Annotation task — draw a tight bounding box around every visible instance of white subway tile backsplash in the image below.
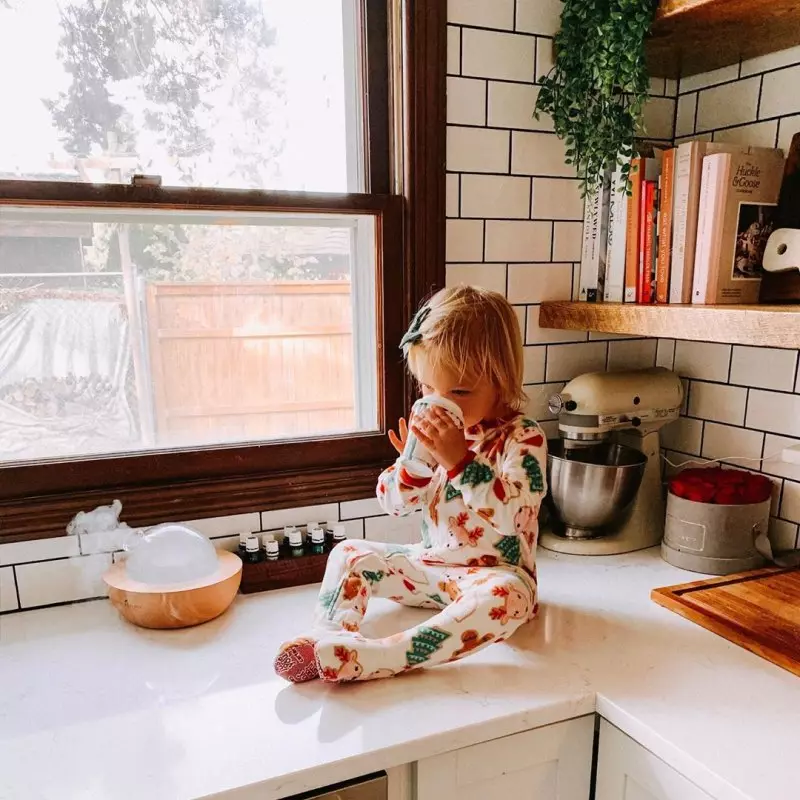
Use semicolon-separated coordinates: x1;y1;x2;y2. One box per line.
606;339;657;371
701;422;764;467
656;339;676;370
687;381;747;426
761;435;800;483
461;174;530;218
447;77;487;126
523;346;546;383
16;554;111;609
446;173;459;217
461;28;535;82
526;306;588;344
713;120;779;148
649;78;666;96
508;262;572;303
0;567;18;612
739;44;800;77
760;64;800;120
447;126;510;173
665;79;678;97
675;93;698;139
673;340;731;382
260;503;339;532
729;346;798;392
778;115;800;154
484;220;551;262
447;25;461;75
536;38;555;82
448;0;515;30
515;0;562;36
746;390;800;438
340;498;383;520
342;519;366;540
365;512;422;546
781;481;800;524
512;131;575;177
487;82;553;131
446;263;507;294
680;64;740;93
0;535;80;567
545;341;608;382
696;77;760;132
768;517;799;551
661;417;703;456
531;178;583;220
552;221;582;261
524;382;565;421
446;219;484;261
641;97;676;141
185;512;261;540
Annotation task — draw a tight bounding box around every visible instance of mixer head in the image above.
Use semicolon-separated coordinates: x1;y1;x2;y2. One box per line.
548;367;683;441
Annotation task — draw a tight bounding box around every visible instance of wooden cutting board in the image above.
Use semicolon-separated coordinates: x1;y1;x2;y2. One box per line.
652;567;800;677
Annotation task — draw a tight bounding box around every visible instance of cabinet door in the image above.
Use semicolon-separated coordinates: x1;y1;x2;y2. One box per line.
416;715;593;800
595;721;714;800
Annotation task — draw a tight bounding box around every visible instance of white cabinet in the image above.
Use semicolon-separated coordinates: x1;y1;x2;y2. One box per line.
595;721;713;800
416;715;594;800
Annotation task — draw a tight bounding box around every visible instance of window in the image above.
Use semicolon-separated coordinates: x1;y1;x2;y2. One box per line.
0;0;446;542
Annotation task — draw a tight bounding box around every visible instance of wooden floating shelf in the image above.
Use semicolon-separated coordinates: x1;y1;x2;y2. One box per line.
538;302;800;349
647;0;800;78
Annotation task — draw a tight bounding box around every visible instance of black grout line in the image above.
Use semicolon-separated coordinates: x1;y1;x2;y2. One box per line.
532;36;538;84
744;387;751;427
12;564;21;609
683;376;800;399
756;74;765;121
483;79;489;126
692;91;700;135
793;352;800;392
549;220;555;261
458;24;463;77
454;21;549;40
726;346;734;383
481;219;487;263
675;58;800;98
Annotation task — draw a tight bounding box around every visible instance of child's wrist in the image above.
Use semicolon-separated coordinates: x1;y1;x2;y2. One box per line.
446;450;475;479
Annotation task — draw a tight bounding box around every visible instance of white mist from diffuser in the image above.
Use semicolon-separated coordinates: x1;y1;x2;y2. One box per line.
125;523;219;585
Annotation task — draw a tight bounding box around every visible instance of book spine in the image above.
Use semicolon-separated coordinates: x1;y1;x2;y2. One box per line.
624;157;643;302
656;148;675;303
669;143;694;303
637;177;648;302
692;155;721;304
596;168;613;303
579;180;602;302
641;180;656;304
604;161;629;302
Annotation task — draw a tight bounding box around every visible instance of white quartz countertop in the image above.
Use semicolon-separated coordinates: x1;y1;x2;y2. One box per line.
1;548;798;800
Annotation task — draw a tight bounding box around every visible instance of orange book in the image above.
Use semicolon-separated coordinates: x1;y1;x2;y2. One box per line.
656;148;675;303
624;157;643;302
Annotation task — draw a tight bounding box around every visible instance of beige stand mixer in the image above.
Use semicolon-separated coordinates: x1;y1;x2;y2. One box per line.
540;367;683;556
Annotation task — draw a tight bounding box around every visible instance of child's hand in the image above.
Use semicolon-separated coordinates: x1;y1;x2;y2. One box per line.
388;417;408;454
411;407;469;471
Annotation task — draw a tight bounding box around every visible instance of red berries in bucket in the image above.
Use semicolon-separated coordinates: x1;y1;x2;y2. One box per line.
668;467;772;505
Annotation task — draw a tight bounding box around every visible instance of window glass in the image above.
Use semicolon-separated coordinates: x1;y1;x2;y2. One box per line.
0;0;364;192
0;204;378;463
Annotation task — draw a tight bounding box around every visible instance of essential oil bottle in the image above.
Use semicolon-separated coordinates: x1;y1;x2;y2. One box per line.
308;527;326;555
238;531;251;558
281;526;297;558
245;534;263;564
288;527;305;558
332;524;347;548
324;520;337;551
263;534;279;561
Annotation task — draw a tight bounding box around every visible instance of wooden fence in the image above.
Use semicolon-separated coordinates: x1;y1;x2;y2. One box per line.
145;281;355;446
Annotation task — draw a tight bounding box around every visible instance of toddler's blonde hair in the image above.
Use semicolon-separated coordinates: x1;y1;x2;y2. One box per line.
404;285;526;410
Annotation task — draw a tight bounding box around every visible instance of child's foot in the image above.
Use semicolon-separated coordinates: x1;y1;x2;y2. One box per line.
274;638;320;683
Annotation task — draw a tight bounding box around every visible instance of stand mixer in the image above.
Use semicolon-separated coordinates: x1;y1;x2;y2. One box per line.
540;367;683;556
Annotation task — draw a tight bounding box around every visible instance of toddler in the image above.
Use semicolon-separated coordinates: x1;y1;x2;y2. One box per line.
274;286;547;683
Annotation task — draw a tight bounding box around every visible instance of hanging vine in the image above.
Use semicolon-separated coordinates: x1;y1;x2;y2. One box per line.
535;0;658;195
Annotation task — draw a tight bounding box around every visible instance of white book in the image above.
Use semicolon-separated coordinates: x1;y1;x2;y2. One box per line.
604;160;629;302
579;168;612;302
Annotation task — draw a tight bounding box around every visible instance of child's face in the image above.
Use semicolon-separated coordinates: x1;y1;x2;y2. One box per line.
415;360;500;427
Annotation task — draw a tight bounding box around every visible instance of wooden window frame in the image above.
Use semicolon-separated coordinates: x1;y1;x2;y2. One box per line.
0;0;446;543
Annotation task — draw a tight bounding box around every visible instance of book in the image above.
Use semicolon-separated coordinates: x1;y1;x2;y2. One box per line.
579;168;612;302
655;148;675;303
626;152;662;302
604;159;629;302
692;149;786;305
670;141;775;304
640;180;657;304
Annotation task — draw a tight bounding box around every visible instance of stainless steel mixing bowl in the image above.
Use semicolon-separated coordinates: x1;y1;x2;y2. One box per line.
546;439;647;539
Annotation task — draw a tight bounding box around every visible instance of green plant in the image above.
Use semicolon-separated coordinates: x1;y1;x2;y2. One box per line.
535;0;658;195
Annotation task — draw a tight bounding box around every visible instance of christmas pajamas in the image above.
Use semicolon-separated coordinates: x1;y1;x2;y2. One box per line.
312;414;548;682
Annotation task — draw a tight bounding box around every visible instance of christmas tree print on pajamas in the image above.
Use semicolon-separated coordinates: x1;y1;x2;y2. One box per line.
312;414;547;682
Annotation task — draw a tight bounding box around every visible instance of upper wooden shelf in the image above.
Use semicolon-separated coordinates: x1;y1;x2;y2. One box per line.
538;302;800;349
647;0;800;78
